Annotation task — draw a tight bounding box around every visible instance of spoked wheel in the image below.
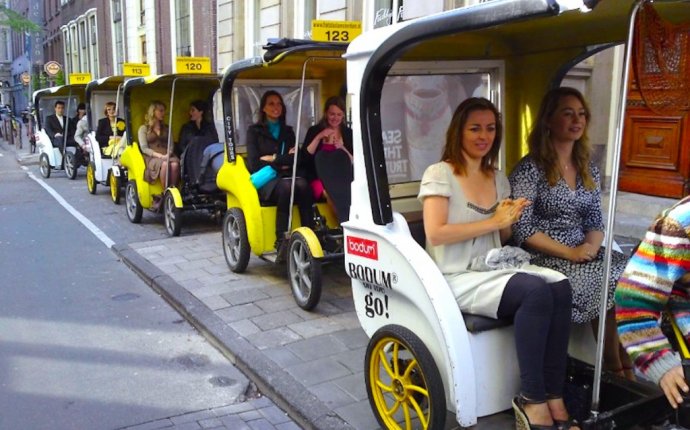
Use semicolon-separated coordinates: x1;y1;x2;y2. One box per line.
125;180;143;223
365;325;446;430
86;163;97;194
109;171;121;204
222;208;250;273
39;153;51;178
287;231;322;310
164;191;182;237
64;152;77;179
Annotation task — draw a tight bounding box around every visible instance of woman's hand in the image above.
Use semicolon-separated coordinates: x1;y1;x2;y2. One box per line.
493;198;528;229
567;243;598;263
260;154;274;162
318;128;336;143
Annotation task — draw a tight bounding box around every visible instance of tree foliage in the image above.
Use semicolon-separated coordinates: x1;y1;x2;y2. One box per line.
0;5;41;33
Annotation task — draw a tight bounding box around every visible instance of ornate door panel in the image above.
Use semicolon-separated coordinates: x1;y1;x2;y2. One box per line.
619;93;690;198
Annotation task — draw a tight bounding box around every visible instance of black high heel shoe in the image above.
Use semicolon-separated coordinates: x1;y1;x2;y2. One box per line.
512;396;557;430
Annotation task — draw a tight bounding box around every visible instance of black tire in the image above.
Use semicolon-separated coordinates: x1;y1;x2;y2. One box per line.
86;163;97;194
287;231;322;310
164;191;182;237
222;208;250;273
39;153;51;178
125;181;143;223
109;171;121;204
30;137;36;154
365;325;446;430
64;152;77;179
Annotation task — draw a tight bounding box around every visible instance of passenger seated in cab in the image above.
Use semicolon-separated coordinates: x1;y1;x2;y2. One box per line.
418;97;578;430
137;101;180;194
96;102;125;156
176;100;219;157
45;100;67;148
509;87;633;380
246;90;314;256
73;109;90;154
303;96;353;222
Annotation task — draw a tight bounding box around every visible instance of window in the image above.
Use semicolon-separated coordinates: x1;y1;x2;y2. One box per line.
175;0;191;56
112;0;125;73
140;36;147;64
140;0;146;25
89;13;99;78
80;20;89;72
373;0;404;28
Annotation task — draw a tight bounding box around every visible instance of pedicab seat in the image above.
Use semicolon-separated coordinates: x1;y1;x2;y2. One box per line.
182;136;224;194
402;210;514;333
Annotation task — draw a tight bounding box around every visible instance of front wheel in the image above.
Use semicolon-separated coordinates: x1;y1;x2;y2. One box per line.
64;152;77;179
365;325;446;430
125;181;143;223
287;231;322;310
164;191;182;237
39;153;51;178
109;171;121;204
86;163;97;194
222;208;250;273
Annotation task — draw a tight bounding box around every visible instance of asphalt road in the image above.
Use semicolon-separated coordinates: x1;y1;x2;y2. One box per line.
0;145;250;429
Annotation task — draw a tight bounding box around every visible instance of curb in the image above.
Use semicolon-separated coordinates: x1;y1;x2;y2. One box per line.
112;244;354;430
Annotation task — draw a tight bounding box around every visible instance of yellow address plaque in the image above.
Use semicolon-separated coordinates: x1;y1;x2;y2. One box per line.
69;73;92;84
311;20;362;42
175;56;212;74
123;63;150;76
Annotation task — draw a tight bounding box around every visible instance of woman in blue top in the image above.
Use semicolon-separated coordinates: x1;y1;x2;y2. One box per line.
246;90;314;256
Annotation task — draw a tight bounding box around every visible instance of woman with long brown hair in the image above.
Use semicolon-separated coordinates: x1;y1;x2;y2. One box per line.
509;87;633;380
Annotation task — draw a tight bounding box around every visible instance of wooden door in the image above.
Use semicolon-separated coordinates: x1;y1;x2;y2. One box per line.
619;78;690;198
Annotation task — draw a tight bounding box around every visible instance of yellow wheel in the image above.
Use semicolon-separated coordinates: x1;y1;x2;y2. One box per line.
365;325;446;430
86;163;97;194
109;170;121;204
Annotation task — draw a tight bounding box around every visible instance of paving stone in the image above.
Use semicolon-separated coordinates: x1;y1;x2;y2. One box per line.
249;327;302;350
229;318;262;337
327;296;356;312
134;244;168;254
175;258;215;271
309;380;358;409
218;415;251;430
286;334;350;361
262;346;302;368
331;328;369;349
199;294;231;311
334;373;368;401
251;310;303;330
238;409;263;422
205;263;232;275
249;396;273;409
335;348;367;373
216;303;265;323
334;399;379;430
213;401;257;416
152;254;190;265
257;405;291;425
197;417;224;429
158;262;182;274
221;288;271;305
186;250;220;260
169;421;201;430
254;295;298;313
288;315;355;338
122;419;174;429
247;418;277;430
194;282;241;298
286;356;351;386
174;268;209;281
275;422;302;430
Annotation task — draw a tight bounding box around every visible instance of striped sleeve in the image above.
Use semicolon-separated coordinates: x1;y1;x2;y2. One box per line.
616;202;690;383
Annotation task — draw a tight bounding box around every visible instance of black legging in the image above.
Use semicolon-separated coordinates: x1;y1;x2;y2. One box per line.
497;273;572;402
269;177;314;239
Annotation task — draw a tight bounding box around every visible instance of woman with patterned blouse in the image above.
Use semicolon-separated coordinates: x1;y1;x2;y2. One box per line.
509;87;633;379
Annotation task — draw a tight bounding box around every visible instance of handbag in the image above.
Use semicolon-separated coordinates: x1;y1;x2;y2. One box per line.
250;165;277;189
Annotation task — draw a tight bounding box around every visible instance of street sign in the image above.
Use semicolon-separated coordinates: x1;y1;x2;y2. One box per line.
44;61;61;77
20;72;31;85
69;73;92;84
123;62;150;77
175;56;211;74
311;20;362;42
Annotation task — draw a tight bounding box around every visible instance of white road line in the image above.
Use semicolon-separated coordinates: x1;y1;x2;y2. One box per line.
26;170;116;249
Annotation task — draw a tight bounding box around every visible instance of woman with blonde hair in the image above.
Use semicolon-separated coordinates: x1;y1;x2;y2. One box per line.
137;101;179;207
509;86;633;380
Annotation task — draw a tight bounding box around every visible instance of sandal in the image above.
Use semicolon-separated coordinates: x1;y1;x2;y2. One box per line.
512;396;557;430
554;418;580;430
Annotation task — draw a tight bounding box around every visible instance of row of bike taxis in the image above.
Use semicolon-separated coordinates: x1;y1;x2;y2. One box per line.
29;0;690;428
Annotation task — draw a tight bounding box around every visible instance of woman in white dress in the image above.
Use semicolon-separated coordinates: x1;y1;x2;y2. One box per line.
418;97;578;430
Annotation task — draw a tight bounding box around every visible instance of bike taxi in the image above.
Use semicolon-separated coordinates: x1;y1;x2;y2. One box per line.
120;73;224;236
217;39;349;310
33;84;87;179
83;75;131;203
343;0;690;428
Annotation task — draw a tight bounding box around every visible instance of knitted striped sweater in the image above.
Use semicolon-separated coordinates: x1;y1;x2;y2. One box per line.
615;196;690;384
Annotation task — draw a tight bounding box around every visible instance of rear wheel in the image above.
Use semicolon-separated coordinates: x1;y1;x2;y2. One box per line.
125;181;143;223
64;152;77;179
366;325;446;430
222;208;250;273
164;191;182;237
39;153;51;178
86;163;97;194
287;231;322;310
109;171;121;204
